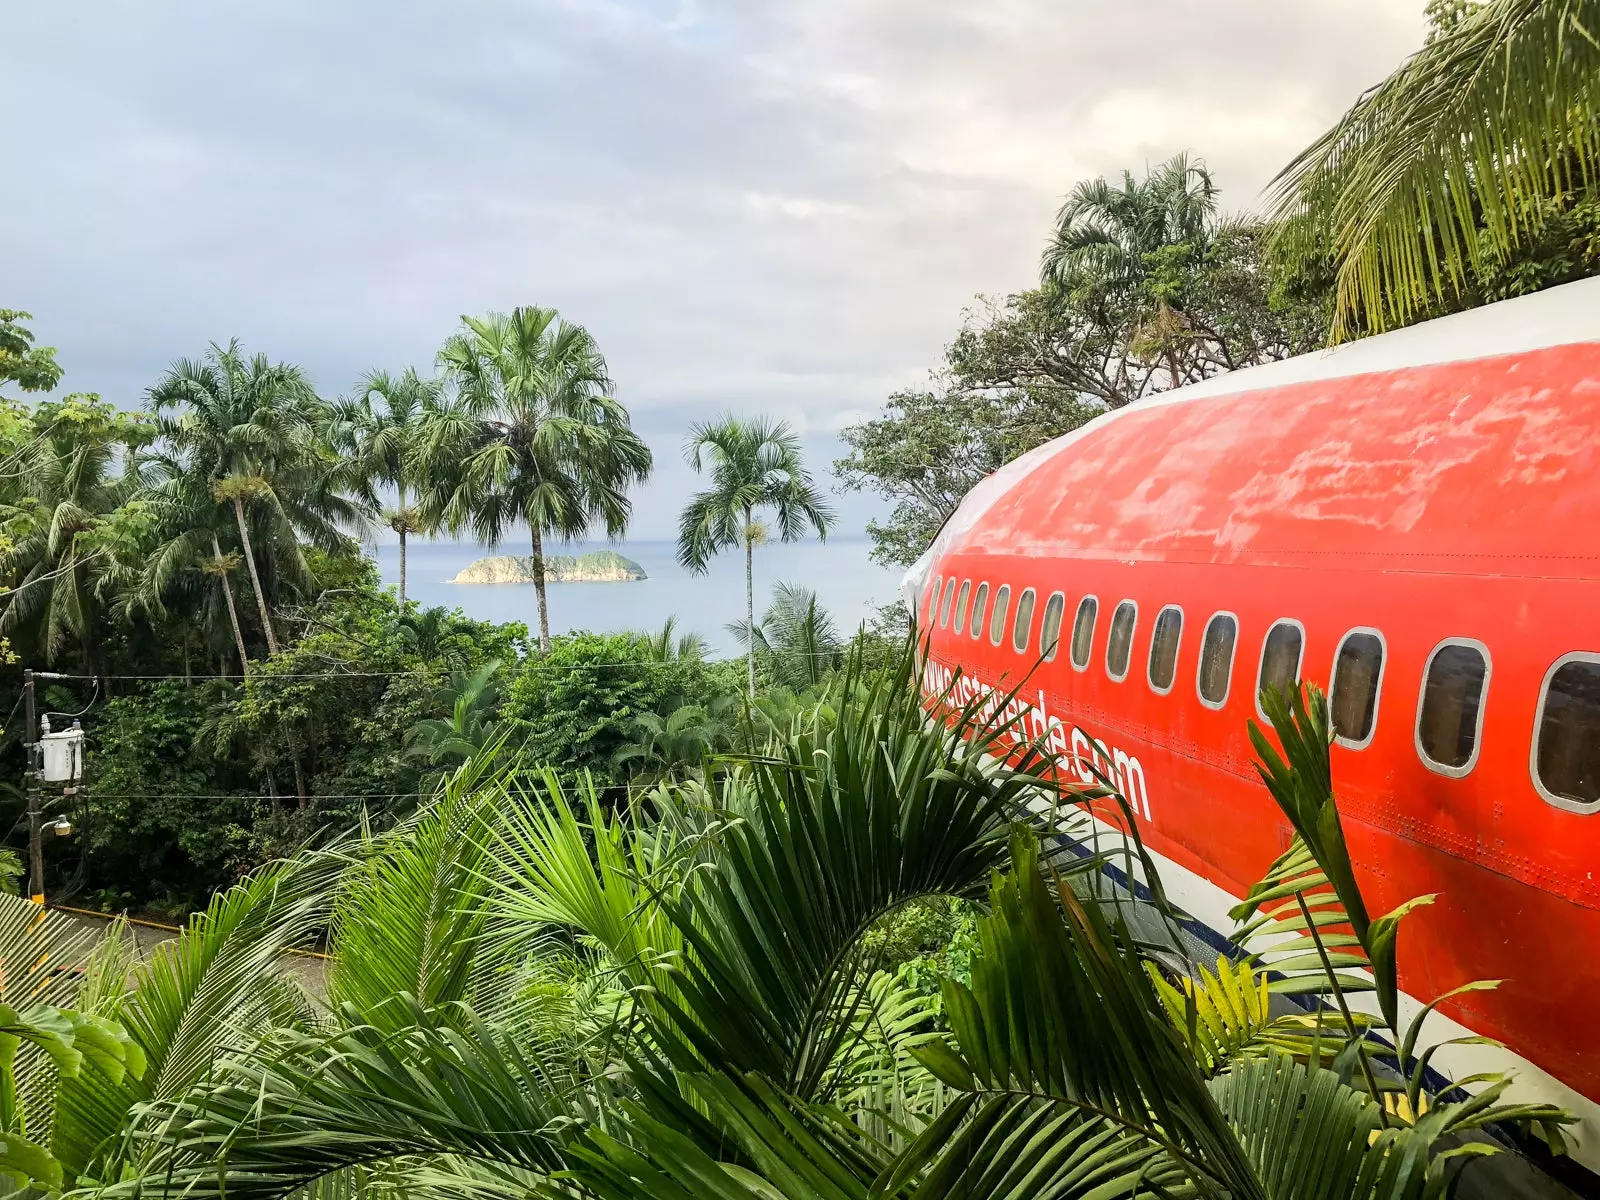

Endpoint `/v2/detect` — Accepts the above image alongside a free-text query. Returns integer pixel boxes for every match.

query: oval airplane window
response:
[1012,588,1037,653]
[1041,592,1066,660]
[1330,629,1385,749]
[1533,653,1600,812]
[989,586,1011,646]
[924,575,941,625]
[953,580,972,632]
[938,578,958,629]
[1105,601,1137,682]
[1148,606,1183,694]
[1256,619,1305,721]
[1416,639,1490,776]
[1070,596,1098,671]
[1197,613,1238,709]
[968,582,990,638]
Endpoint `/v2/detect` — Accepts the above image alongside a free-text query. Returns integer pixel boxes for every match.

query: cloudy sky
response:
[5,0,1426,541]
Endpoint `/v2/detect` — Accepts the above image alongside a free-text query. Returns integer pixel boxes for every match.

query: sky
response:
[4,0,1428,543]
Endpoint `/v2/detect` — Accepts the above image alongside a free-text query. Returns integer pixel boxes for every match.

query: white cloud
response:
[1,0,1428,539]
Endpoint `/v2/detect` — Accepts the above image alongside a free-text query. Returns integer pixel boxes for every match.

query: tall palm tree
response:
[0,395,146,684]
[1271,0,1600,338]
[131,494,255,676]
[419,307,653,654]
[147,341,368,658]
[339,367,440,607]
[1041,153,1221,390]
[677,416,833,697]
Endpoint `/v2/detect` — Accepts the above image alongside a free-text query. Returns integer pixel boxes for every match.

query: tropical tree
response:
[1043,152,1232,392]
[339,367,440,607]
[404,659,505,769]
[729,580,844,690]
[636,614,711,663]
[678,416,834,697]
[419,307,653,654]
[147,341,367,658]
[1271,0,1600,338]
[0,395,149,682]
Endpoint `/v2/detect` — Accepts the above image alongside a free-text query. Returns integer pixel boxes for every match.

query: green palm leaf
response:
[1271,0,1600,336]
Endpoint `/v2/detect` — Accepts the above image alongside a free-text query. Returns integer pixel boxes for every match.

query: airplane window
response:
[1070,596,1098,670]
[1012,588,1036,653]
[968,582,990,638]
[1197,613,1237,708]
[1331,630,1384,748]
[1106,601,1137,682]
[924,575,941,625]
[939,578,957,629]
[1535,655,1600,810]
[1148,606,1183,693]
[953,580,972,632]
[1416,640,1489,774]
[989,585,1011,646]
[1041,592,1066,660]
[1256,620,1304,717]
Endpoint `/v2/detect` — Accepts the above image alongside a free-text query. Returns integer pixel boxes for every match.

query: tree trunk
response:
[744,515,756,699]
[531,523,551,655]
[231,496,279,655]
[213,535,252,676]
[397,482,408,608]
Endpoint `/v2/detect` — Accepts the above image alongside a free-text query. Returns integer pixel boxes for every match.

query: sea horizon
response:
[370,535,903,657]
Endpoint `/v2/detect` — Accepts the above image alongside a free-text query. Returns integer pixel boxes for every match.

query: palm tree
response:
[677,416,833,697]
[729,580,844,690]
[147,341,369,658]
[339,367,440,607]
[1041,153,1221,390]
[636,614,711,663]
[419,307,653,655]
[1271,0,1600,338]
[0,395,146,684]
[404,659,504,768]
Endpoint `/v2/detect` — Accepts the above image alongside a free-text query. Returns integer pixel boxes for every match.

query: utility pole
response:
[22,668,42,906]
[21,668,69,907]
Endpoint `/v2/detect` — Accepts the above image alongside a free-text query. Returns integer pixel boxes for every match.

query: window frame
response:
[1254,618,1307,723]
[1012,587,1037,654]
[938,578,957,629]
[1413,636,1492,779]
[1145,604,1183,695]
[968,581,990,639]
[953,579,972,632]
[1041,591,1067,662]
[1529,650,1600,814]
[1070,594,1099,672]
[1195,611,1239,712]
[1329,626,1387,751]
[989,585,1012,647]
[1105,600,1139,683]
[925,574,942,625]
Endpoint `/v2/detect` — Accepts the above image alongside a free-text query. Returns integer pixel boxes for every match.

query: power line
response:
[30,649,853,683]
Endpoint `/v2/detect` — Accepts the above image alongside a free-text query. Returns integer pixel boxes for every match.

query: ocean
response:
[372,537,905,657]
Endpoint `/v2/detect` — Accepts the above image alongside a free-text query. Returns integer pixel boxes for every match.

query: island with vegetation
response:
[447,550,647,584]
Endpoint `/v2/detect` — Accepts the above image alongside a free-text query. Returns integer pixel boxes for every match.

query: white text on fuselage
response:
[920,658,1153,821]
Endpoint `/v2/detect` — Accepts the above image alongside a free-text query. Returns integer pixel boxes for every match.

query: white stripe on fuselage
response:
[1026,797,1600,1171]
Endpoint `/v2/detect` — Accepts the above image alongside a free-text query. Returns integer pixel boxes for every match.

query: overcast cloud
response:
[5,0,1426,540]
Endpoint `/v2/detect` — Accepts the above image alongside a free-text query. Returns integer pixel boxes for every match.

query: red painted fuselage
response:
[907,278,1600,1163]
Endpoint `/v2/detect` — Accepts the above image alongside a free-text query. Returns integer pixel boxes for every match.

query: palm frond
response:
[1270,0,1600,336]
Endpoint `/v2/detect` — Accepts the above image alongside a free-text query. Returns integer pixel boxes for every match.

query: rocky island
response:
[447,550,647,585]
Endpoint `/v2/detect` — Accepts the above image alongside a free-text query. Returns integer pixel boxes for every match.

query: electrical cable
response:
[27,649,850,683]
